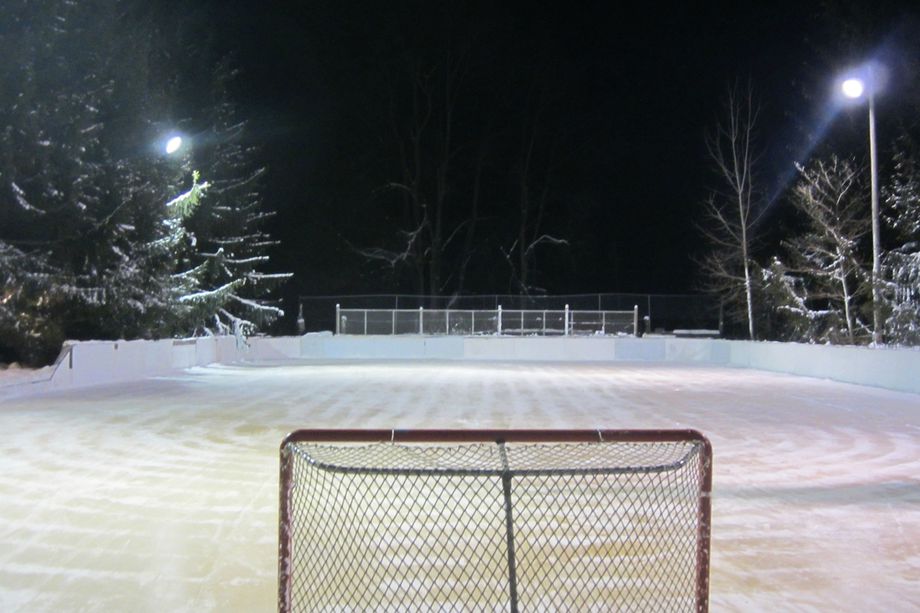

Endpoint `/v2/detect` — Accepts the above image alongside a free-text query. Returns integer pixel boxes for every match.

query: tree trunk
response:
[740,203,755,340]
[839,264,855,343]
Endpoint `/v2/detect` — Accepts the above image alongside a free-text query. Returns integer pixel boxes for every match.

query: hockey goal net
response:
[279,429,712,612]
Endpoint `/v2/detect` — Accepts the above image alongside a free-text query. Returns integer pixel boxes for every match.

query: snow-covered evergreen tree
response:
[0,1,288,364]
[109,171,210,338]
[0,0,131,360]
[182,60,291,337]
[881,136,920,344]
[0,244,66,363]
[98,170,266,344]
[761,257,838,343]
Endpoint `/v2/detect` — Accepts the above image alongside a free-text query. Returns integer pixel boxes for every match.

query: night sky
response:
[183,0,919,305]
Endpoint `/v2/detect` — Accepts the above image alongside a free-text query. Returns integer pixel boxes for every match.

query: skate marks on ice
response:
[0,361,918,611]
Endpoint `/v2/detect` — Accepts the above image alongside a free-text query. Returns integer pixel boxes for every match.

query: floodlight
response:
[841,78,865,99]
[165,136,183,155]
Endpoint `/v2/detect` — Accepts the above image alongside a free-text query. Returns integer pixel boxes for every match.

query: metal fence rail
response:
[336,304,639,337]
[299,293,720,335]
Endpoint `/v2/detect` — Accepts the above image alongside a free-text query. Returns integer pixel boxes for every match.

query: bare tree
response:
[700,82,765,339]
[355,42,475,300]
[784,156,871,343]
[502,82,568,295]
[452,134,488,298]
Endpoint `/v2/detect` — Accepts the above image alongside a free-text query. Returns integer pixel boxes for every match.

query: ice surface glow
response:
[0,361,917,611]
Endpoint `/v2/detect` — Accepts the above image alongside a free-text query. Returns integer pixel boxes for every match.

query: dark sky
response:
[189,0,919,302]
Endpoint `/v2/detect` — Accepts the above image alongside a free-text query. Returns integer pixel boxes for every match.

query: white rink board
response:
[5,335,920,398]
[0,360,918,612]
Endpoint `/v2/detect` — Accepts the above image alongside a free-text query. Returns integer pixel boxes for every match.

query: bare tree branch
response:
[700,80,764,339]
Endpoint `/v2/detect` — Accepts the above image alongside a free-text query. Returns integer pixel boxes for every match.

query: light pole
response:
[841,71,882,345]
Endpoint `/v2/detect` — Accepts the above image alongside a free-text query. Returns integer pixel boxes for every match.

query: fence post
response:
[335,304,340,335]
[392,309,396,335]
[297,303,306,334]
[363,309,367,335]
[419,307,424,335]
[564,304,570,336]
[446,309,450,335]
[633,305,639,337]
[602,310,606,335]
[543,310,546,335]
[498,305,503,335]
[472,310,476,335]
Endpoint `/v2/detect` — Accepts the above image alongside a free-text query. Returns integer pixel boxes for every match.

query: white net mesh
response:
[280,434,710,612]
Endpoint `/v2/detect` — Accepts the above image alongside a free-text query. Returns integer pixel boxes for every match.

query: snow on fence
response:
[335,304,640,337]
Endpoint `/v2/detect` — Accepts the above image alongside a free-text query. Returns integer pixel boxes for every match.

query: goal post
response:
[279,429,712,612]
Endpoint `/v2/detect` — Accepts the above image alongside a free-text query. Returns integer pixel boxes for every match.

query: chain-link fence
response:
[336,306,639,336]
[299,293,720,336]
[279,429,712,612]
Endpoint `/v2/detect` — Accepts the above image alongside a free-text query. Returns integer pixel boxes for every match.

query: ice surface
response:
[0,360,918,611]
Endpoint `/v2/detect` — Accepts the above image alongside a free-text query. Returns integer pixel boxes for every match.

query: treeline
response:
[292,3,605,301]
[702,92,920,346]
[701,3,920,346]
[0,1,287,365]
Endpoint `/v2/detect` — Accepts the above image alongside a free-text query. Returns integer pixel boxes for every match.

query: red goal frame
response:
[279,429,712,612]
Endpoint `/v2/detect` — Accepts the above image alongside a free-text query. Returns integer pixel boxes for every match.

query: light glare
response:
[841,78,865,99]
[165,136,183,154]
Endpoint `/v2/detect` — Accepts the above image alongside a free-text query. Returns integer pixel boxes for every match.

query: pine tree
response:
[0,1,288,364]
[881,136,920,344]
[0,243,67,363]
[97,171,208,339]
[761,257,836,343]
[182,60,291,337]
[0,0,132,358]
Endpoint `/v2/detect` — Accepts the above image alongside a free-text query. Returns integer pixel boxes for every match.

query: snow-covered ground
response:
[0,360,917,611]
[0,363,53,388]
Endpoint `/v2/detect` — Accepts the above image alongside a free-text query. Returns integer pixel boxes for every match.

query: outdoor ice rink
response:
[1,359,918,612]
